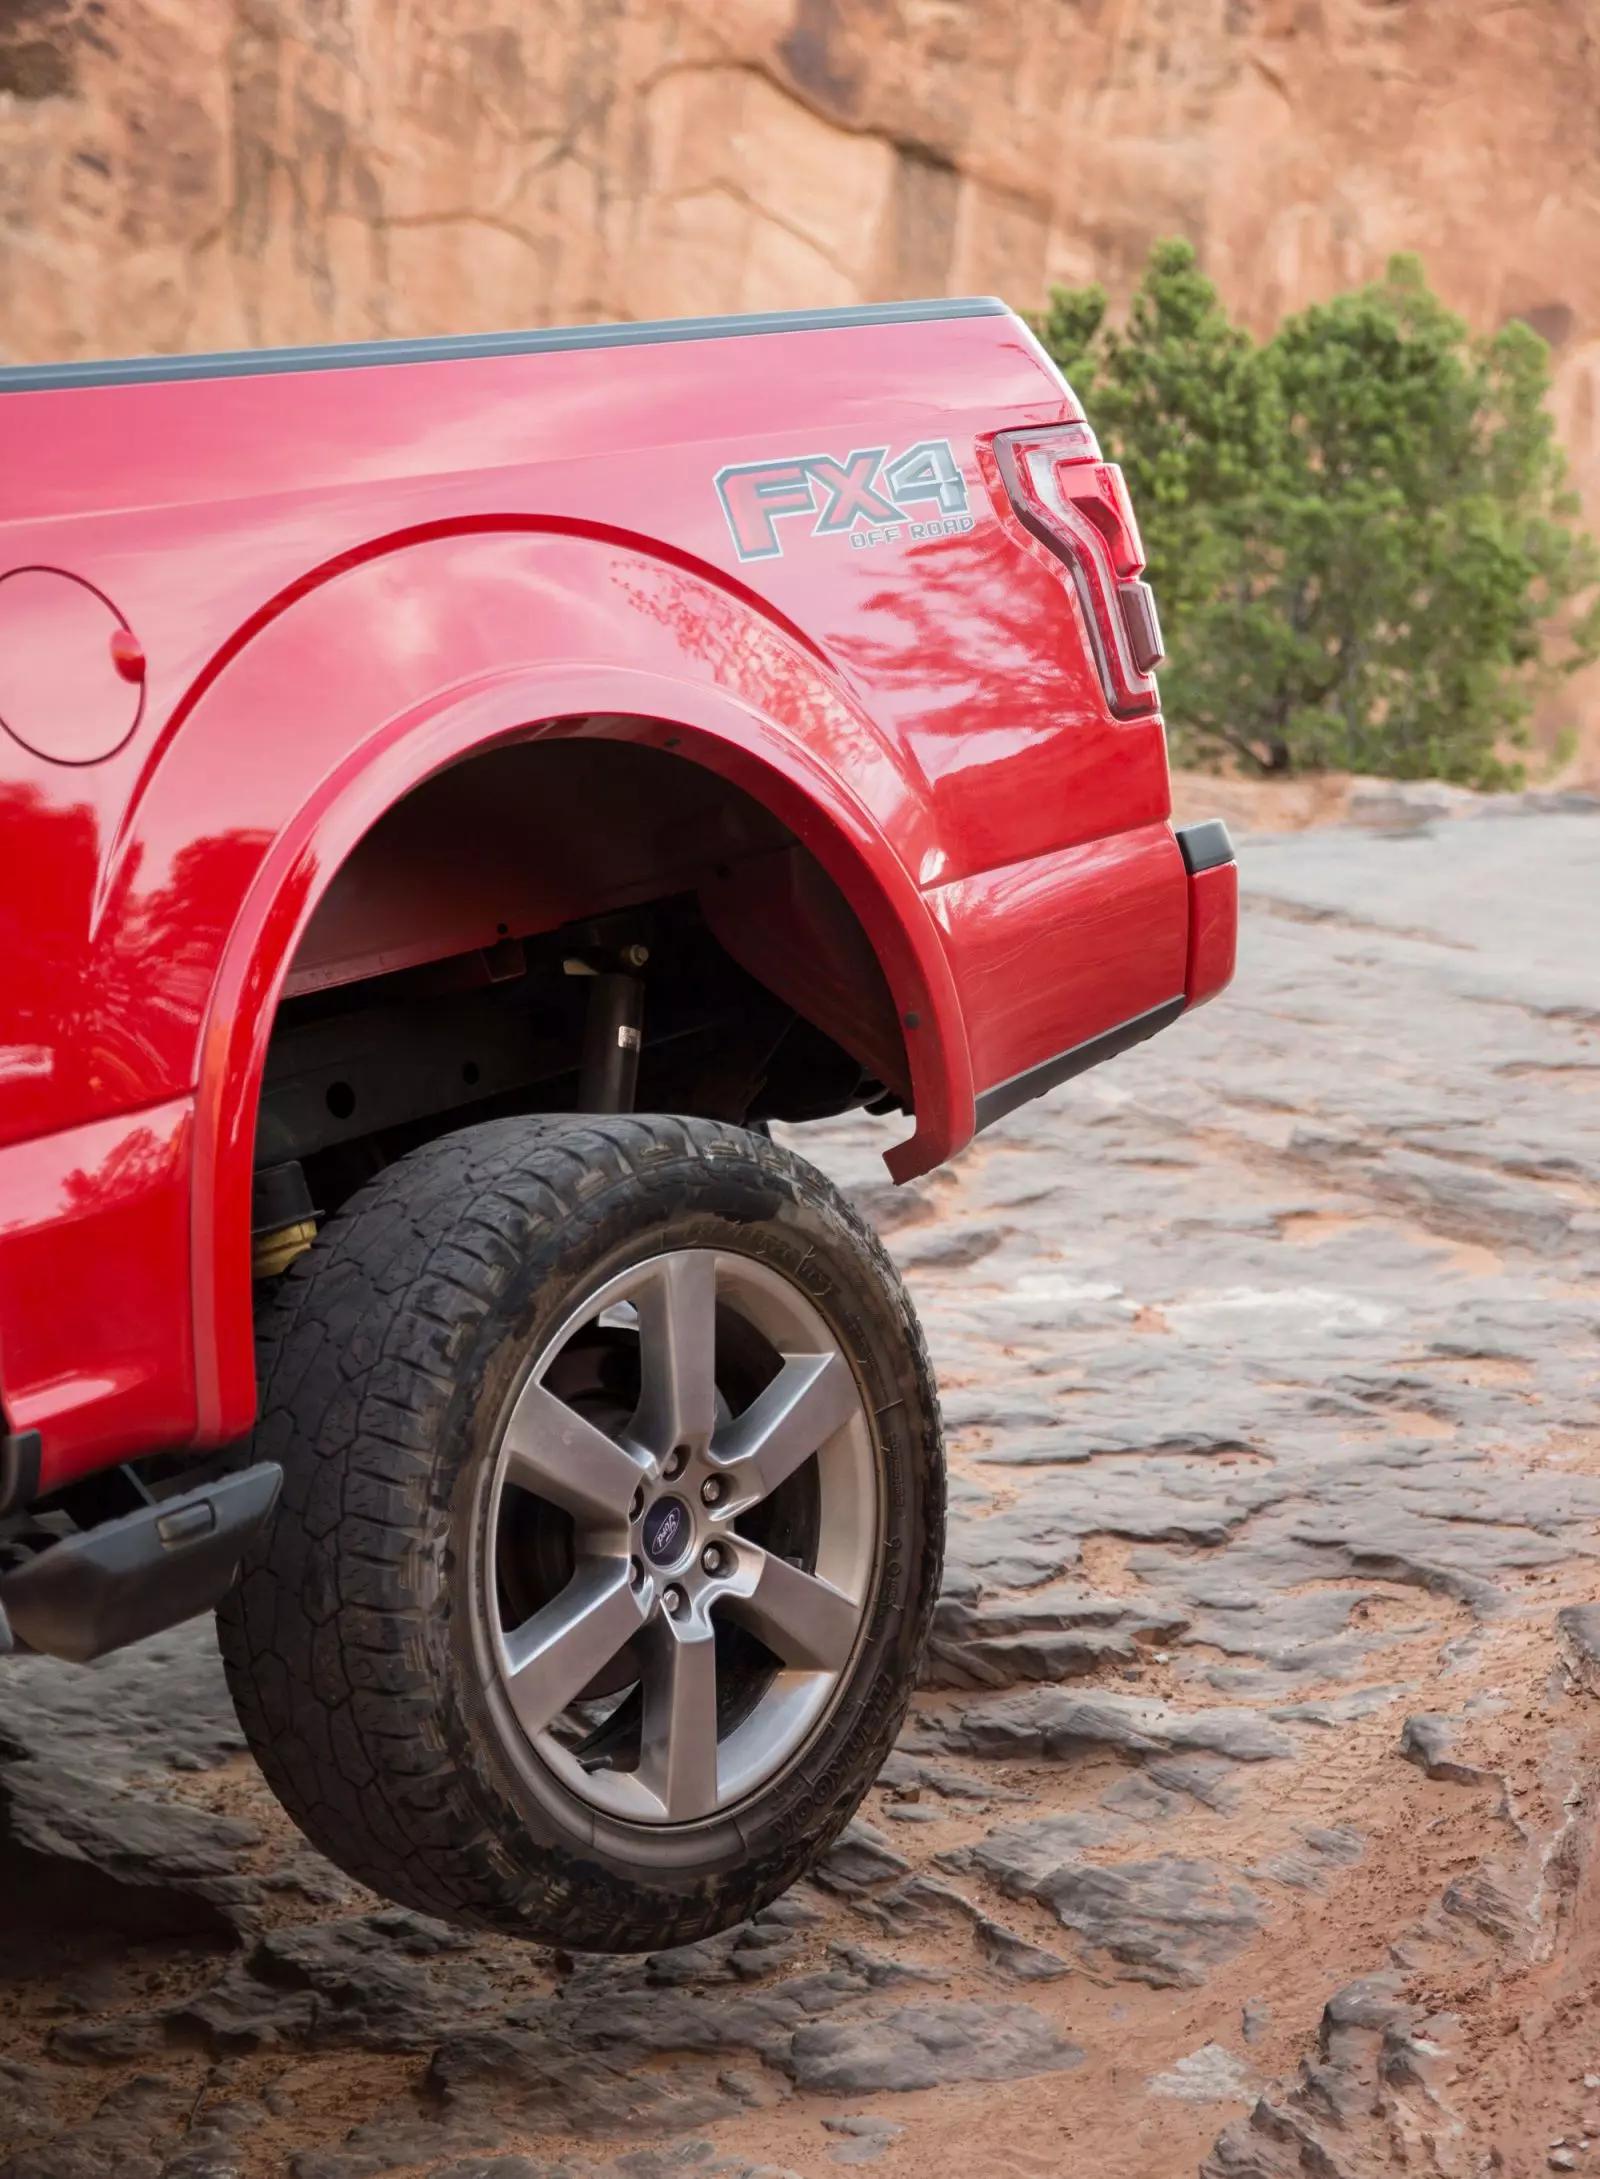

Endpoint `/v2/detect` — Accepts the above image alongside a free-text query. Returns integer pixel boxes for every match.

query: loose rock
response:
[1399,1713,1497,1787]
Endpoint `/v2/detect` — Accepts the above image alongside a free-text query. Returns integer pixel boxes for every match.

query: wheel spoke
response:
[493,1240,881,1828]
[501,1381,647,1527]
[720,1546,861,1672]
[711,1352,858,1508]
[638,1619,720,1820]
[501,1561,646,1738]
[630,1253,719,1458]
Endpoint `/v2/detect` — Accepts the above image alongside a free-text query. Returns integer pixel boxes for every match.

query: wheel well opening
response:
[250,735,910,1252]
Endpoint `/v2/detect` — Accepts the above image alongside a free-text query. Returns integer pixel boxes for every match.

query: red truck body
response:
[0,298,1235,1504]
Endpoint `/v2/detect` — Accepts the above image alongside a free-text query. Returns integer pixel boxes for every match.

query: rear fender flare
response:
[192,667,973,1444]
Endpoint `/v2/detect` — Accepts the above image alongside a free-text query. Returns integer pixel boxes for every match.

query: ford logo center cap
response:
[643,1496,690,1567]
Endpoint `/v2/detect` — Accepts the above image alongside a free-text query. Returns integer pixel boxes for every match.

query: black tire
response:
[216,1114,944,1949]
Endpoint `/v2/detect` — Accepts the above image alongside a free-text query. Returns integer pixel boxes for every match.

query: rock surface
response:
[2,799,1599,2176]
[0,1629,266,1975]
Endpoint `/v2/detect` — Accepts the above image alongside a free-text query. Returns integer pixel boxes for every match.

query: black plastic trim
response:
[973,995,1186,1134]
[1175,819,1236,876]
[0,297,1011,396]
[0,1428,41,1520]
[0,1461,282,1662]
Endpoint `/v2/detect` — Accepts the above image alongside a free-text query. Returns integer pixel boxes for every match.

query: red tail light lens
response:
[994,424,1165,716]
[1063,460,1146,578]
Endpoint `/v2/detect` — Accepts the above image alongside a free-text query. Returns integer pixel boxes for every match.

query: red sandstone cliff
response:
[3,0,1597,765]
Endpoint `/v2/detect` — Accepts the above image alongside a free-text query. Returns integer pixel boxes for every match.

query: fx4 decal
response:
[715,439,974,562]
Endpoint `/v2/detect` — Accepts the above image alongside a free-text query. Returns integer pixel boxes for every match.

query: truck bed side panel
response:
[0,304,1197,1485]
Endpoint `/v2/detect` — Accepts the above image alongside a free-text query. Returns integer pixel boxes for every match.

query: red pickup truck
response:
[0,298,1235,1949]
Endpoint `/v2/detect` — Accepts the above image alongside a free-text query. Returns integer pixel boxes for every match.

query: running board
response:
[0,1463,282,1663]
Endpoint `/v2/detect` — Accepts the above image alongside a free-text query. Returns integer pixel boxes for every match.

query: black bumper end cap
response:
[1175,818,1236,875]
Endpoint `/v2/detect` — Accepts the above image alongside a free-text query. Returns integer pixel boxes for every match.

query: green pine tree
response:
[1029,242,1599,785]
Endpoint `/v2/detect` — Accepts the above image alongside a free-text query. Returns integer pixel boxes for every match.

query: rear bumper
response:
[973,997,1183,1132]
[968,816,1238,1135]
[1176,819,1238,1009]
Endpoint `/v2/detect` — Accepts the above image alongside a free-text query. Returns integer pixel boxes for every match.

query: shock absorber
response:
[575,948,647,1114]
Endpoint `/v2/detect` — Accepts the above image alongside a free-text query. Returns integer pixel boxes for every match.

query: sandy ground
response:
[1,781,1598,2179]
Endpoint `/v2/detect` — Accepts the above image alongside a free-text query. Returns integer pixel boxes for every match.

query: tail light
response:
[994,423,1165,716]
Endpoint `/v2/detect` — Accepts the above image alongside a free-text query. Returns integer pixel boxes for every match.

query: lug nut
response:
[700,1475,724,1506]
[662,1584,685,1617]
[630,1486,645,1522]
[628,1556,644,1589]
[701,1543,726,1576]
[662,1446,688,1480]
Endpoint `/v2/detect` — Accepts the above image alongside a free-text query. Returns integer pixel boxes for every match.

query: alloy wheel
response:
[481,1248,881,1824]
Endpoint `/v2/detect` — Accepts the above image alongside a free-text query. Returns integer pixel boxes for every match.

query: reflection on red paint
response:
[0,1099,193,1461]
[929,824,1189,1091]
